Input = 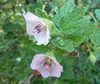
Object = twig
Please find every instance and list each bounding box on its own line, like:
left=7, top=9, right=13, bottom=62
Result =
left=49, top=77, right=51, bottom=84
left=31, top=76, right=37, bottom=83
left=89, top=12, right=97, bottom=22
left=17, top=45, right=23, bottom=55
left=24, top=74, right=33, bottom=84
left=49, top=77, right=53, bottom=84
left=19, top=74, right=33, bottom=84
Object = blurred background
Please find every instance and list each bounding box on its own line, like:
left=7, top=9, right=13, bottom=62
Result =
left=0, top=0, right=100, bottom=84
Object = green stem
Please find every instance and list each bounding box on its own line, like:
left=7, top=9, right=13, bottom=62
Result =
left=49, top=77, right=54, bottom=84
left=32, top=76, right=37, bottom=83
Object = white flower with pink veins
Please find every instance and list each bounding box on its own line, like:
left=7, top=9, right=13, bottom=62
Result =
left=23, top=12, right=50, bottom=45
left=30, top=54, right=63, bottom=78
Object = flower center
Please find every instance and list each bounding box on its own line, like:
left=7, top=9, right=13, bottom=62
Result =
left=44, top=61, right=51, bottom=70
left=32, top=25, right=43, bottom=34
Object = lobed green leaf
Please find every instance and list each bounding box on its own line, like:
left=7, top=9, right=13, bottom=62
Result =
left=91, top=28, right=100, bottom=47
left=95, top=9, right=100, bottom=20
left=53, top=0, right=75, bottom=27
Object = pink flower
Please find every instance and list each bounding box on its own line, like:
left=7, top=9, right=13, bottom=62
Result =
left=23, top=12, right=50, bottom=45
left=30, top=54, right=63, bottom=78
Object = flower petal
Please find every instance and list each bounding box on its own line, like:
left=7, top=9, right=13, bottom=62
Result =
left=43, top=26, right=50, bottom=45
left=23, top=12, right=42, bottom=22
left=26, top=22, right=40, bottom=35
left=37, top=61, right=52, bottom=78
left=30, top=54, right=46, bottom=69
left=33, top=27, right=47, bottom=45
left=48, top=56, right=63, bottom=72
left=50, top=62, right=62, bottom=77
left=23, top=12, right=43, bottom=35
left=23, top=12, right=50, bottom=45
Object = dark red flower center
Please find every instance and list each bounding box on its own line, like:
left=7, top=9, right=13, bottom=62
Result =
left=32, top=25, right=43, bottom=34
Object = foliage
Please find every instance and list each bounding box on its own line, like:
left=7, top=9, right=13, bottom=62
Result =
left=0, top=0, right=100, bottom=84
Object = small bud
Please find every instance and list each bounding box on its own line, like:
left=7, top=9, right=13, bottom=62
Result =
left=89, top=53, right=97, bottom=65
left=33, top=70, right=40, bottom=76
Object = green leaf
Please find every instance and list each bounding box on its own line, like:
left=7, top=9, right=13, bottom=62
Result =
left=60, top=7, right=86, bottom=29
left=51, top=38, right=74, bottom=52
left=2, top=22, right=22, bottom=32
left=29, top=44, right=50, bottom=54
left=41, top=18, right=61, bottom=36
left=53, top=0, right=75, bottom=27
left=29, top=0, right=43, bottom=12
left=57, top=6, right=95, bottom=48
left=91, top=28, right=100, bottom=47
left=61, top=57, right=75, bottom=80
left=61, top=16, right=89, bottom=35
left=46, top=51, right=55, bottom=58
left=77, top=78, right=89, bottom=84
left=59, top=7, right=95, bottom=36
left=68, top=35, right=85, bottom=47
left=35, top=8, right=52, bottom=20
left=95, top=9, right=100, bottom=20
left=55, top=16, right=95, bottom=50
left=54, top=79, right=64, bottom=84
left=63, top=68, right=75, bottom=80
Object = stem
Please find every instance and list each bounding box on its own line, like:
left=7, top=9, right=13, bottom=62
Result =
left=17, top=45, right=23, bottom=55
left=88, top=12, right=97, bottom=23
left=31, top=76, right=37, bottom=83
left=49, top=77, right=53, bottom=84
left=19, top=74, right=33, bottom=84
left=49, top=77, right=51, bottom=84
left=24, top=74, right=33, bottom=84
